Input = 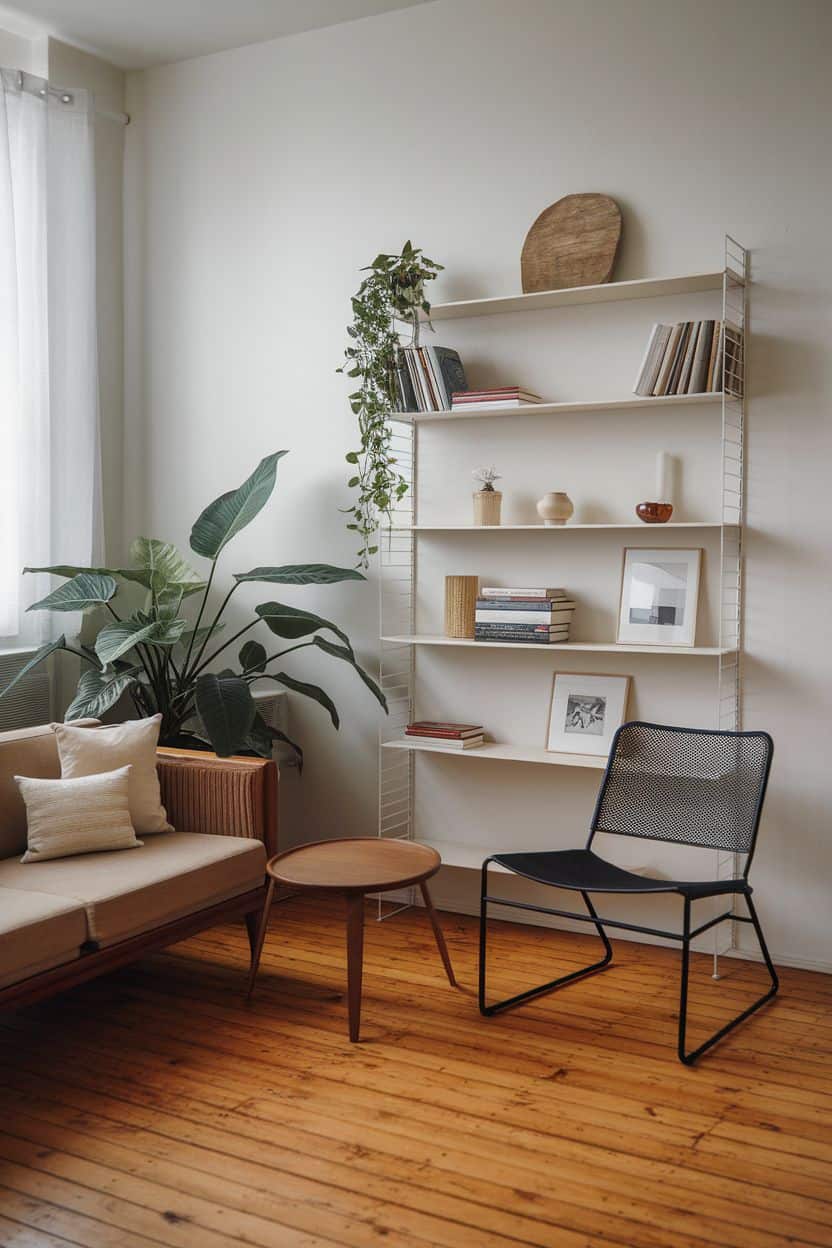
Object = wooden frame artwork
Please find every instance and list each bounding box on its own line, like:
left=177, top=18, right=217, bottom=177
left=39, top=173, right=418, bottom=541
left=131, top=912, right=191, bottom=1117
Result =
left=545, top=672, right=632, bottom=757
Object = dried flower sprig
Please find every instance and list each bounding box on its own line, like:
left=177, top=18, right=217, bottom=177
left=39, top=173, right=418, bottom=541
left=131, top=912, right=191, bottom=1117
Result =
left=472, top=467, right=502, bottom=492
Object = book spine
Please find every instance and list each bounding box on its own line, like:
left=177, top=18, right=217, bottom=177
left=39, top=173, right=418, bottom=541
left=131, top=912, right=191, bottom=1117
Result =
left=689, top=321, right=714, bottom=394
left=426, top=346, right=450, bottom=410
left=476, top=601, right=571, bottom=614
left=480, top=587, right=565, bottom=598
left=475, top=622, right=570, bottom=634
left=406, top=729, right=482, bottom=739
left=676, top=321, right=701, bottom=394
left=652, top=323, right=683, bottom=396
left=475, top=615, right=573, bottom=627
left=474, top=631, right=566, bottom=644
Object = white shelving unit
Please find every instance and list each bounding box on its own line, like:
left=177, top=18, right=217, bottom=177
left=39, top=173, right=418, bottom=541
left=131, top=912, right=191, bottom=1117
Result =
left=376, top=237, right=747, bottom=942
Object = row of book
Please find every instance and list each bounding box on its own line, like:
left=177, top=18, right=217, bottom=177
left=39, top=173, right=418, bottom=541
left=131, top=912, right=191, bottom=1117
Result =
left=396, top=345, right=467, bottom=413
left=634, top=320, right=743, bottom=397
left=474, top=586, right=575, bottom=644
left=405, top=721, right=485, bottom=750
left=451, top=385, right=543, bottom=411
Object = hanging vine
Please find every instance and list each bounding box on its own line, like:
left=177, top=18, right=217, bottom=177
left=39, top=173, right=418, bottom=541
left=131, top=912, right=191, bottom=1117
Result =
left=339, top=241, right=443, bottom=568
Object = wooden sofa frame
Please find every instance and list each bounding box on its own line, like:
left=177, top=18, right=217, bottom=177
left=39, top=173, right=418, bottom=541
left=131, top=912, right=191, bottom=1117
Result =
left=0, top=747, right=277, bottom=1010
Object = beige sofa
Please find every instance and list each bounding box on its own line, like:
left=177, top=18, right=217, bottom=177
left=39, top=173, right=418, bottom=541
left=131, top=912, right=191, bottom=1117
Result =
left=0, top=724, right=277, bottom=1008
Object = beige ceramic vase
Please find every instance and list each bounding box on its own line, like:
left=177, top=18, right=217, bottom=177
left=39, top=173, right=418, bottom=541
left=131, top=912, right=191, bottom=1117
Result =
left=536, top=491, right=574, bottom=526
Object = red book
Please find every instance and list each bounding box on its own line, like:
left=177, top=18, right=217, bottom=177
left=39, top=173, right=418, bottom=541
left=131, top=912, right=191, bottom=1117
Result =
left=407, top=721, right=483, bottom=739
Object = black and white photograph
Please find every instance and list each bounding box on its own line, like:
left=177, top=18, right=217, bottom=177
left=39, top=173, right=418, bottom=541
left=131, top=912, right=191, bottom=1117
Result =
left=547, top=673, right=631, bottom=756
left=617, top=548, right=702, bottom=646
left=564, top=693, right=607, bottom=735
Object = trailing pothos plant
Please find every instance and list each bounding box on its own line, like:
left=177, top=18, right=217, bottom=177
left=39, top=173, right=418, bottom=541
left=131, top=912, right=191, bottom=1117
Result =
left=340, top=240, right=442, bottom=568
left=0, top=452, right=386, bottom=762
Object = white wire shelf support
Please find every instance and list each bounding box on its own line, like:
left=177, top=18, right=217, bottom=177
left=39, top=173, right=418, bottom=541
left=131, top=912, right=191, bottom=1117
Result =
left=713, top=234, right=748, bottom=968
left=376, top=416, right=418, bottom=918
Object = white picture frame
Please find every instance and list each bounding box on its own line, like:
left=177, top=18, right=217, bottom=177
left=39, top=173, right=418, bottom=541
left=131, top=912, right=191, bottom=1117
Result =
left=617, top=547, right=702, bottom=647
left=546, top=672, right=631, bottom=757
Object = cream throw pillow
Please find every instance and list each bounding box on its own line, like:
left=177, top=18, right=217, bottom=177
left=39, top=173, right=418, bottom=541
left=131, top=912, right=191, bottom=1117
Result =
left=16, top=766, right=142, bottom=863
left=55, top=714, right=173, bottom=836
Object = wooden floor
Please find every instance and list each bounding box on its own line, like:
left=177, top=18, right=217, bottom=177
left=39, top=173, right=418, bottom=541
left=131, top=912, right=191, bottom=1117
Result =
left=0, top=896, right=830, bottom=1248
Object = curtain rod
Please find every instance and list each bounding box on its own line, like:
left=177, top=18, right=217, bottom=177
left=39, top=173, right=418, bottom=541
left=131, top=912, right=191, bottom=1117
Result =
left=11, top=69, right=130, bottom=126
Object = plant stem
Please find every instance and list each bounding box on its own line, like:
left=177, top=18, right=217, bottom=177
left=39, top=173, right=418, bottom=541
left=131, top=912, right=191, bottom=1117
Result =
left=182, top=560, right=216, bottom=676
left=187, top=581, right=238, bottom=678
left=189, top=620, right=258, bottom=681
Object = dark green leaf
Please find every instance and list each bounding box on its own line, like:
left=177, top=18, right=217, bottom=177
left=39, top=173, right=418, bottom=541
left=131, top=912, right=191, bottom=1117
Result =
left=255, top=602, right=352, bottom=650
left=0, top=635, right=69, bottom=699
left=246, top=713, right=303, bottom=770
left=239, top=640, right=267, bottom=673
left=234, top=564, right=365, bottom=587
left=28, top=573, right=118, bottom=613
left=345, top=452, right=359, bottom=465
left=312, top=635, right=387, bottom=712
left=65, top=666, right=141, bottom=720
left=190, top=452, right=288, bottom=560
left=271, top=671, right=339, bottom=729
left=195, top=672, right=257, bottom=757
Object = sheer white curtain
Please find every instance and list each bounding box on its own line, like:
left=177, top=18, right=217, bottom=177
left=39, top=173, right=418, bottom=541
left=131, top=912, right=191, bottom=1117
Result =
left=0, top=68, right=102, bottom=646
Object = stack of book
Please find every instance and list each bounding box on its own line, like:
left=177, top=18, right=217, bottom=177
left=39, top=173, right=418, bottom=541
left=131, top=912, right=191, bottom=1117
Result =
left=451, top=386, right=542, bottom=411
left=404, top=721, right=484, bottom=750
left=474, top=587, right=576, bottom=644
left=633, top=320, right=743, bottom=397
left=397, top=346, right=467, bottom=413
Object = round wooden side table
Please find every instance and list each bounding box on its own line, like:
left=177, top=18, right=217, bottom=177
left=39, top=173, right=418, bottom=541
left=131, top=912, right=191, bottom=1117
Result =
left=246, top=837, right=457, bottom=1041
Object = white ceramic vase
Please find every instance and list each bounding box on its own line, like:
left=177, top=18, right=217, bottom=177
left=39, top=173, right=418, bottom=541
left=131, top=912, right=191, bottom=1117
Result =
left=536, top=491, right=574, bottom=526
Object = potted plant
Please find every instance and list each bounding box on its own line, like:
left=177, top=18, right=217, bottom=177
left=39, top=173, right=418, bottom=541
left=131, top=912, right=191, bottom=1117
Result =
left=472, top=467, right=503, bottom=526
left=0, top=452, right=386, bottom=762
left=340, top=241, right=442, bottom=567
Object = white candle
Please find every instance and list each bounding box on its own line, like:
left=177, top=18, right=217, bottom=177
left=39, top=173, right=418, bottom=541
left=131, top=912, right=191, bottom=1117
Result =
left=655, top=451, right=672, bottom=502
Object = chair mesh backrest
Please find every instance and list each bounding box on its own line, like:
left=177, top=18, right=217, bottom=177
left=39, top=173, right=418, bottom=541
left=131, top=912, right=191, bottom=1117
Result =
left=591, top=722, right=773, bottom=854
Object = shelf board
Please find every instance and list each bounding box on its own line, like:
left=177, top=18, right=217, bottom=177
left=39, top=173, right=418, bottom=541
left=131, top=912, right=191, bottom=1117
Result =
left=424, top=272, right=725, bottom=321
left=422, top=838, right=511, bottom=872
left=392, top=392, right=723, bottom=423
left=382, top=737, right=606, bottom=769
left=388, top=521, right=727, bottom=532
left=381, top=634, right=734, bottom=657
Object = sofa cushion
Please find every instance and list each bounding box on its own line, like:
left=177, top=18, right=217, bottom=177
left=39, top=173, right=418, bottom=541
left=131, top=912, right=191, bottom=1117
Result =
left=0, top=886, right=87, bottom=989
left=17, top=765, right=142, bottom=863
left=0, top=721, right=100, bottom=859
left=0, top=831, right=266, bottom=948
left=55, top=716, right=173, bottom=835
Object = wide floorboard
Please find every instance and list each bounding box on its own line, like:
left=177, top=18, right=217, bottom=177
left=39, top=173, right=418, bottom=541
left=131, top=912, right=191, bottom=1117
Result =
left=0, top=896, right=830, bottom=1248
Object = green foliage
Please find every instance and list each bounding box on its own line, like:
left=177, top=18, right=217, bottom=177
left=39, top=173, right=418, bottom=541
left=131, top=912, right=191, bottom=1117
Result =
left=339, top=241, right=442, bottom=568
left=3, top=453, right=387, bottom=758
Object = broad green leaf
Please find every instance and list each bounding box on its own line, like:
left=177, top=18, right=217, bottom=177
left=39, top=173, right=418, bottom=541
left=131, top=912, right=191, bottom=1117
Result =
left=195, top=671, right=256, bottom=757
left=312, top=635, right=387, bottom=712
left=0, top=635, right=70, bottom=699
left=255, top=601, right=352, bottom=649
left=95, top=615, right=186, bottom=665
left=25, top=564, right=126, bottom=580
left=28, top=573, right=117, bottom=613
left=247, top=713, right=303, bottom=770
left=128, top=538, right=206, bottom=597
left=234, top=564, right=365, bottom=587
left=271, top=671, right=339, bottom=729
left=239, top=640, right=267, bottom=673
left=190, top=452, right=288, bottom=560
left=65, top=666, right=141, bottom=721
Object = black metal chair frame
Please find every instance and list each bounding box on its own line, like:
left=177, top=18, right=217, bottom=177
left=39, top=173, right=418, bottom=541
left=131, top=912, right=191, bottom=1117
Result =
left=478, top=721, right=779, bottom=1065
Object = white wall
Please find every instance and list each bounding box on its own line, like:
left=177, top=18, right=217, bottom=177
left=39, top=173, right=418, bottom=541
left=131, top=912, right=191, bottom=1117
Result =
left=124, top=0, right=832, bottom=970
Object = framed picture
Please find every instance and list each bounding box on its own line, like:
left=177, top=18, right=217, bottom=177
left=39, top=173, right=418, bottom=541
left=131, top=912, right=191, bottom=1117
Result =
left=546, top=672, right=631, bottom=757
left=617, top=547, right=702, bottom=647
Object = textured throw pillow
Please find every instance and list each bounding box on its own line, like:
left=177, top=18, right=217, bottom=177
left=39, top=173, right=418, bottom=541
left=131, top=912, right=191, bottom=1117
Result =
left=54, top=714, right=173, bottom=836
left=16, top=765, right=142, bottom=863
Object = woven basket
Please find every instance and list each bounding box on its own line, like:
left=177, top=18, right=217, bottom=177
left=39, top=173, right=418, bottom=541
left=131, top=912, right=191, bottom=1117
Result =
left=444, top=575, right=479, bottom=639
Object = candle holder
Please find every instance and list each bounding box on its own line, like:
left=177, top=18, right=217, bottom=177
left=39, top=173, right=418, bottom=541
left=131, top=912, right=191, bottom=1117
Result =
left=636, top=502, right=674, bottom=524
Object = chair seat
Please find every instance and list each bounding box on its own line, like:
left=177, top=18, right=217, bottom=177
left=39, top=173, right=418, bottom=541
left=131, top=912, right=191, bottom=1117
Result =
left=490, top=848, right=748, bottom=900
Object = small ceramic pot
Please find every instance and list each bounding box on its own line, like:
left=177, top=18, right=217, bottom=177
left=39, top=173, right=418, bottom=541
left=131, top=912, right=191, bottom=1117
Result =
left=636, top=501, right=674, bottom=524
left=473, top=489, right=502, bottom=526
left=536, top=491, right=574, bottom=526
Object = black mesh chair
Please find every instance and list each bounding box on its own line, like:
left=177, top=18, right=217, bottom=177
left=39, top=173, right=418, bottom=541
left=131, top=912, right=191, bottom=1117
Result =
left=478, top=721, right=778, bottom=1064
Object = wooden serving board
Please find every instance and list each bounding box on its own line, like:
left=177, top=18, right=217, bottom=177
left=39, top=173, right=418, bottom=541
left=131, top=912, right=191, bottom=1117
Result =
left=521, top=193, right=622, bottom=292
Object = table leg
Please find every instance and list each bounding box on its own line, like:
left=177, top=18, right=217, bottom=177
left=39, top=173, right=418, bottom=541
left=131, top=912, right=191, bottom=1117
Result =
left=246, top=877, right=276, bottom=1000
left=419, top=880, right=457, bottom=987
left=346, top=892, right=365, bottom=1042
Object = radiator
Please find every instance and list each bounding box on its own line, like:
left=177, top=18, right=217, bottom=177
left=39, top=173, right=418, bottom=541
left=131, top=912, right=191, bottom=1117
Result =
left=0, top=649, right=53, bottom=731
left=252, top=687, right=296, bottom=766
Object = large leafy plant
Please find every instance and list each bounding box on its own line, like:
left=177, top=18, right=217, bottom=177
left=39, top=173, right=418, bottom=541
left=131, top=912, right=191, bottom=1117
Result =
left=340, top=241, right=442, bottom=568
left=0, top=452, right=386, bottom=761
